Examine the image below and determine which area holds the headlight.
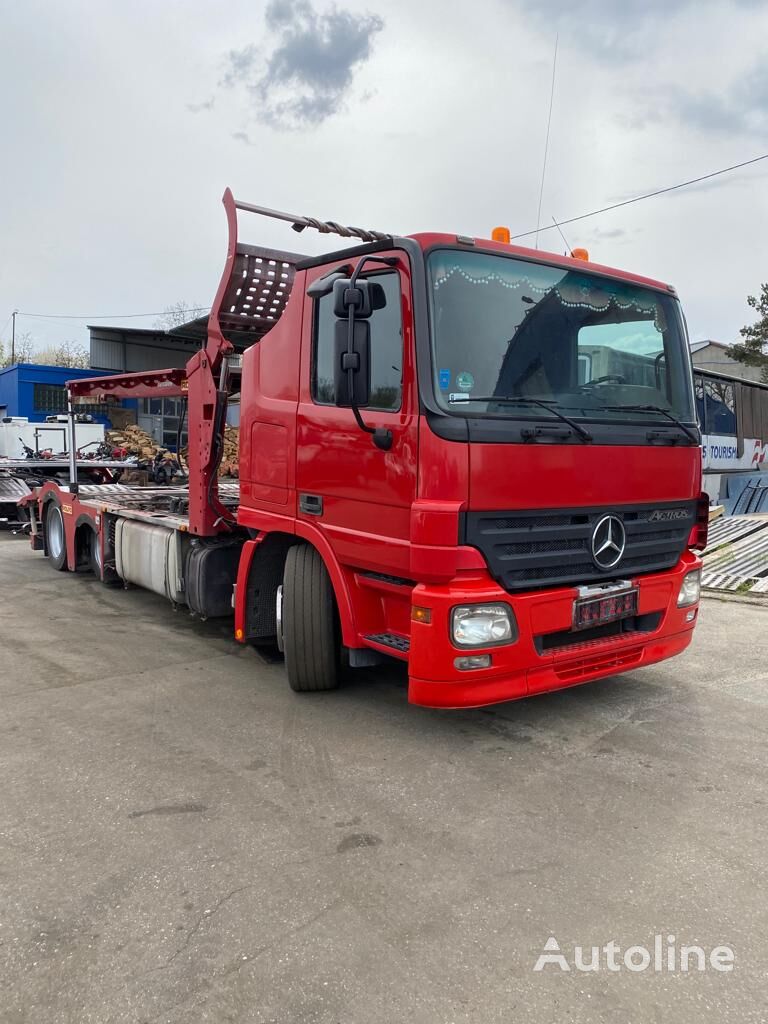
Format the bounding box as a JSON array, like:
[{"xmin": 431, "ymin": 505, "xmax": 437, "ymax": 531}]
[
  {"xmin": 677, "ymin": 569, "xmax": 701, "ymax": 607},
  {"xmin": 451, "ymin": 603, "xmax": 517, "ymax": 647}
]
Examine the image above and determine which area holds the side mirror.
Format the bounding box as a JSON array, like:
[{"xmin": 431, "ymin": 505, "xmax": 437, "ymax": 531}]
[
  {"xmin": 334, "ymin": 319, "xmax": 370, "ymax": 407},
  {"xmin": 333, "ymin": 277, "xmax": 373, "ymax": 319}
]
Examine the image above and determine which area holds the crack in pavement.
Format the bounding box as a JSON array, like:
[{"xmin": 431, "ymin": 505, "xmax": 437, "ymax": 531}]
[{"xmin": 150, "ymin": 884, "xmax": 253, "ymax": 973}]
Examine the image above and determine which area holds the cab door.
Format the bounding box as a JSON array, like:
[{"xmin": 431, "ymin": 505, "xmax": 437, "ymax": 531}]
[{"xmin": 295, "ymin": 253, "xmax": 418, "ymax": 578}]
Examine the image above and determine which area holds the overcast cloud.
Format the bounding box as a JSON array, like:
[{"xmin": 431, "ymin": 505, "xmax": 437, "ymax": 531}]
[
  {"xmin": 220, "ymin": 0, "xmax": 384, "ymax": 130},
  {"xmin": 1, "ymin": 0, "xmax": 767, "ymax": 356},
  {"xmin": 663, "ymin": 58, "xmax": 768, "ymax": 136}
]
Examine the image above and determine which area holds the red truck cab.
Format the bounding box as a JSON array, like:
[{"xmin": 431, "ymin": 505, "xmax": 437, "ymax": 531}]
[{"xmin": 233, "ymin": 215, "xmax": 705, "ymax": 707}]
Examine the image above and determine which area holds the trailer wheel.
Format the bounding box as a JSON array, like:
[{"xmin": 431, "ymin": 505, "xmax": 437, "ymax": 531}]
[
  {"xmin": 89, "ymin": 528, "xmax": 103, "ymax": 578},
  {"xmin": 44, "ymin": 504, "xmax": 68, "ymax": 571},
  {"xmin": 282, "ymin": 544, "xmax": 339, "ymax": 692}
]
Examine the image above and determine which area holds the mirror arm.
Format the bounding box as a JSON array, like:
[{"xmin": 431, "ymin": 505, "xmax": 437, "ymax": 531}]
[
  {"xmin": 345, "ymin": 307, "xmax": 392, "ymax": 448},
  {"xmin": 349, "ymin": 254, "xmax": 398, "ymax": 286},
  {"xmin": 343, "ymin": 255, "xmax": 398, "ymax": 451},
  {"xmin": 306, "ymin": 263, "xmax": 354, "ymax": 299}
]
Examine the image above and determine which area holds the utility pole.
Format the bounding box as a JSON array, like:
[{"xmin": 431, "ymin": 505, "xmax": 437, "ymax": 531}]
[{"xmin": 11, "ymin": 310, "xmax": 17, "ymax": 365}]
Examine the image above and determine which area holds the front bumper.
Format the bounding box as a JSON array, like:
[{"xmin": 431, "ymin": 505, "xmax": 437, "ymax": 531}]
[{"xmin": 407, "ymin": 550, "xmax": 701, "ymax": 708}]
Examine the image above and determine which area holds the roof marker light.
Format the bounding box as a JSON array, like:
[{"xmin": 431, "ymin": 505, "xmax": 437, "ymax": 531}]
[
  {"xmin": 570, "ymin": 247, "xmax": 590, "ymax": 261},
  {"xmin": 492, "ymin": 226, "xmax": 511, "ymax": 243}
]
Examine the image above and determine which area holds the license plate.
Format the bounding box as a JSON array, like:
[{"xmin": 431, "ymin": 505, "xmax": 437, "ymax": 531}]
[{"xmin": 573, "ymin": 588, "xmax": 638, "ymax": 630}]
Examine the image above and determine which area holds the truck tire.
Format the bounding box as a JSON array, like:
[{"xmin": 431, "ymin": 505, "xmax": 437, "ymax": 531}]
[
  {"xmin": 44, "ymin": 503, "xmax": 68, "ymax": 571},
  {"xmin": 89, "ymin": 528, "xmax": 103, "ymax": 579},
  {"xmin": 282, "ymin": 544, "xmax": 339, "ymax": 692}
]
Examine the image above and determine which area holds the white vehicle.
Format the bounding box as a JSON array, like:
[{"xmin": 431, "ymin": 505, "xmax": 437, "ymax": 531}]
[{"xmin": 694, "ymin": 368, "xmax": 768, "ymax": 510}]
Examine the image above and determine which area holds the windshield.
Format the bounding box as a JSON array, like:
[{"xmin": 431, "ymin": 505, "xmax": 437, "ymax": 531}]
[{"xmin": 427, "ymin": 250, "xmax": 696, "ymax": 425}]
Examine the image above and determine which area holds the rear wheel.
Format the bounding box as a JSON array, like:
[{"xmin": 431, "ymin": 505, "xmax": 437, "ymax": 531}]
[
  {"xmin": 89, "ymin": 528, "xmax": 102, "ymax": 578},
  {"xmin": 44, "ymin": 504, "xmax": 68, "ymax": 571},
  {"xmin": 282, "ymin": 544, "xmax": 340, "ymax": 692}
]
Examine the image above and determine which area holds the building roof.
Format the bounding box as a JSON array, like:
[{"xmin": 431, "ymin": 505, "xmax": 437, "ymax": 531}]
[
  {"xmin": 0, "ymin": 362, "xmax": 108, "ymax": 377},
  {"xmin": 689, "ymin": 339, "xmax": 731, "ymax": 353},
  {"xmin": 89, "ymin": 314, "xmax": 252, "ymax": 355}
]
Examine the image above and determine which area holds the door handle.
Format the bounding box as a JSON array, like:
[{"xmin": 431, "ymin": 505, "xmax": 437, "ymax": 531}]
[{"xmin": 299, "ymin": 493, "xmax": 324, "ymax": 516}]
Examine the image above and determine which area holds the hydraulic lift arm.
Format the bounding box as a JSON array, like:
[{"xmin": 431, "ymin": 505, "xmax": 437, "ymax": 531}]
[{"xmin": 65, "ymin": 189, "xmax": 386, "ymax": 536}]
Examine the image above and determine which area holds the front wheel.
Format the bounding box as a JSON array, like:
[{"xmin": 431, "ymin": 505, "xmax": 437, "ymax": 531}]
[
  {"xmin": 282, "ymin": 544, "xmax": 340, "ymax": 692},
  {"xmin": 44, "ymin": 504, "xmax": 68, "ymax": 571}
]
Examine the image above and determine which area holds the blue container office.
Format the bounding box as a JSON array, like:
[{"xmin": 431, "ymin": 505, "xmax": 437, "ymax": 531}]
[{"xmin": 0, "ymin": 364, "xmax": 133, "ymax": 424}]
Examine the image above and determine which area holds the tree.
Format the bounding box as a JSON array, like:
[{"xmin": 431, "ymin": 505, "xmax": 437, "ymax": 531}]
[
  {"xmin": 0, "ymin": 334, "xmax": 89, "ymax": 369},
  {"xmin": 153, "ymin": 301, "xmax": 206, "ymax": 331},
  {"xmin": 728, "ymin": 283, "xmax": 768, "ymax": 383},
  {"xmin": 35, "ymin": 340, "xmax": 90, "ymax": 368},
  {"xmin": 0, "ymin": 331, "xmax": 35, "ymax": 367}
]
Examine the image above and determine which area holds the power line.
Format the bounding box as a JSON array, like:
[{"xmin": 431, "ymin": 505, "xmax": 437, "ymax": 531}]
[
  {"xmin": 16, "ymin": 307, "xmax": 209, "ymax": 321},
  {"xmin": 512, "ymin": 152, "xmax": 768, "ymax": 241},
  {"xmin": 11, "ymin": 153, "xmax": 768, "ymax": 324},
  {"xmin": 534, "ymin": 33, "xmax": 559, "ymax": 250},
  {"xmin": 551, "ymin": 215, "xmax": 572, "ymax": 253}
]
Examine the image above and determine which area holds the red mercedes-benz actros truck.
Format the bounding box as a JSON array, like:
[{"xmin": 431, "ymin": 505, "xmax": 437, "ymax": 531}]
[{"xmin": 19, "ymin": 191, "xmax": 707, "ymax": 708}]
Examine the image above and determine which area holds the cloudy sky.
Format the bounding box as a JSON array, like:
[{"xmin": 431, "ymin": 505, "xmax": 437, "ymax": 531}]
[{"xmin": 1, "ymin": 0, "xmax": 767, "ymax": 356}]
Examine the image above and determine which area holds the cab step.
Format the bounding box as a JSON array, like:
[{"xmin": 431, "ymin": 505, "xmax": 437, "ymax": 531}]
[{"xmin": 364, "ymin": 632, "xmax": 411, "ymax": 656}]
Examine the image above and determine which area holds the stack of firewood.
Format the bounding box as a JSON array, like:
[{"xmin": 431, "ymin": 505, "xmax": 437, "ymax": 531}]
[
  {"xmin": 219, "ymin": 426, "xmax": 239, "ymax": 477},
  {"xmin": 106, "ymin": 425, "xmax": 170, "ymax": 461},
  {"xmin": 177, "ymin": 426, "xmax": 239, "ymax": 476}
]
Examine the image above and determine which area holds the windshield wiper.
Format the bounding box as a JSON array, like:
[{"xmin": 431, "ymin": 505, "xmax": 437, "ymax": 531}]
[
  {"xmin": 448, "ymin": 395, "xmax": 592, "ymax": 442},
  {"xmin": 603, "ymin": 404, "xmax": 699, "ymax": 444}
]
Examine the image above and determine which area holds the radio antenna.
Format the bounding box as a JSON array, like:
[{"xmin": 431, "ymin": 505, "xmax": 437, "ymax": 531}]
[
  {"xmin": 551, "ymin": 215, "xmax": 572, "ymax": 254},
  {"xmin": 534, "ymin": 33, "xmax": 559, "ymax": 249}
]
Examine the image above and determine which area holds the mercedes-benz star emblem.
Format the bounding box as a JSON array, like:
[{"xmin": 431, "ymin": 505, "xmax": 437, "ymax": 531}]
[{"xmin": 591, "ymin": 514, "xmax": 626, "ymax": 570}]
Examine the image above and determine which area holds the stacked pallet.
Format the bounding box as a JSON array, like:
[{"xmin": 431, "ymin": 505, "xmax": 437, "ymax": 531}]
[{"xmin": 106, "ymin": 425, "xmax": 169, "ymax": 461}]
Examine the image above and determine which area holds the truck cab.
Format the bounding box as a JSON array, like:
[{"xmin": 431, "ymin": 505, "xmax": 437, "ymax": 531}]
[{"xmin": 234, "ymin": 220, "xmax": 706, "ymax": 707}]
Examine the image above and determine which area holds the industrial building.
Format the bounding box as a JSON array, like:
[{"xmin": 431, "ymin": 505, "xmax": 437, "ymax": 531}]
[
  {"xmin": 88, "ymin": 316, "xmax": 240, "ymax": 445},
  {"xmin": 0, "ymin": 319, "xmax": 209, "ymax": 452},
  {"xmin": 690, "ymin": 339, "xmax": 765, "ymax": 383}
]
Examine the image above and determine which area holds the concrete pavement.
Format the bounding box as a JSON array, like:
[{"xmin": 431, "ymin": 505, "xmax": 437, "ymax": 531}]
[{"xmin": 1, "ymin": 534, "xmax": 766, "ymax": 1023}]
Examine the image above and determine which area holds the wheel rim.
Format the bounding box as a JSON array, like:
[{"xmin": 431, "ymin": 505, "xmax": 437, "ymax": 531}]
[
  {"xmin": 275, "ymin": 584, "xmax": 284, "ymax": 652},
  {"xmin": 47, "ymin": 507, "xmax": 64, "ymax": 560},
  {"xmin": 91, "ymin": 530, "xmax": 102, "ymax": 571}
]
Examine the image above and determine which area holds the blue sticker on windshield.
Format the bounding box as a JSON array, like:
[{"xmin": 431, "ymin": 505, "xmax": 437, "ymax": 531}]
[{"xmin": 439, "ymin": 368, "xmax": 451, "ymax": 390}]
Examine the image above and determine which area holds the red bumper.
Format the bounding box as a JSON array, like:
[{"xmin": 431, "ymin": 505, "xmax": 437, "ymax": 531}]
[{"xmin": 407, "ymin": 551, "xmax": 701, "ymax": 709}]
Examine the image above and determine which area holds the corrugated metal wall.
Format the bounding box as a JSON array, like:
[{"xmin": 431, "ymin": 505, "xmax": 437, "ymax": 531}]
[
  {"xmin": 89, "ymin": 328, "xmax": 199, "ymax": 373},
  {"xmin": 90, "ymin": 337, "xmax": 125, "ymax": 371}
]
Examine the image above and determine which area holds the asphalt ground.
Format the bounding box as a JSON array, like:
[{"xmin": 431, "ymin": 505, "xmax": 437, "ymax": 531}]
[{"xmin": 1, "ymin": 532, "xmax": 766, "ymax": 1023}]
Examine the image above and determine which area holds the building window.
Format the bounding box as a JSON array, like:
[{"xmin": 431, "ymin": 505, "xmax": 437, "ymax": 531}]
[
  {"xmin": 311, "ymin": 271, "xmax": 403, "ymax": 411},
  {"xmin": 704, "ymin": 379, "xmax": 736, "ymax": 435},
  {"xmin": 139, "ymin": 396, "xmax": 187, "ymax": 450},
  {"xmin": 32, "ymin": 382, "xmax": 111, "ymax": 418},
  {"xmin": 33, "ymin": 383, "xmax": 68, "ymax": 413}
]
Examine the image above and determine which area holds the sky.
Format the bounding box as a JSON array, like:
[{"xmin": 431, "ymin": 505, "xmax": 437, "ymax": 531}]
[{"xmin": 1, "ymin": 0, "xmax": 767, "ymax": 358}]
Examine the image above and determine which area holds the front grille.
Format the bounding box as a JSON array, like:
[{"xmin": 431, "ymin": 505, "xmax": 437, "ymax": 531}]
[
  {"xmin": 463, "ymin": 501, "xmax": 696, "ymax": 592},
  {"xmin": 553, "ymin": 645, "xmax": 644, "ymax": 683}
]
